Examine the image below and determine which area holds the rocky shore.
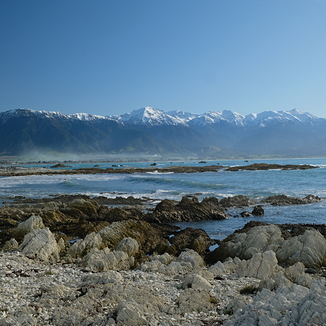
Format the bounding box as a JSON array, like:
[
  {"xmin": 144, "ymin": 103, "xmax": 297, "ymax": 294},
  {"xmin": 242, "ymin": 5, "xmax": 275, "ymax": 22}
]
[
  {"xmin": 0, "ymin": 162, "xmax": 318, "ymax": 177},
  {"xmin": 1, "ymin": 192, "xmax": 326, "ymax": 325}
]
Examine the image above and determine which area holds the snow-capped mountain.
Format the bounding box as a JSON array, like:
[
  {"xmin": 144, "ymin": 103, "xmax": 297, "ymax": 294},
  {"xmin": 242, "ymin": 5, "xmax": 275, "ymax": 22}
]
[
  {"xmin": 1, "ymin": 108, "xmax": 109, "ymax": 122},
  {"xmin": 1, "ymin": 107, "xmax": 326, "ymax": 158},
  {"xmin": 114, "ymin": 107, "xmax": 187, "ymax": 126},
  {"xmin": 110, "ymin": 107, "xmax": 321, "ymax": 128}
]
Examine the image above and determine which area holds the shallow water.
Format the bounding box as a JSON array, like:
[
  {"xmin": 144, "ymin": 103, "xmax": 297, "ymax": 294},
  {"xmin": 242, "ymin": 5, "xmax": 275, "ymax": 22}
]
[{"xmin": 1, "ymin": 158, "xmax": 326, "ymax": 240}]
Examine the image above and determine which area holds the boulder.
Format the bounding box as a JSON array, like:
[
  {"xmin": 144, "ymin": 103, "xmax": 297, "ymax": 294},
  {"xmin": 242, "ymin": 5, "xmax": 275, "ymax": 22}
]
[
  {"xmin": 169, "ymin": 227, "xmax": 214, "ymax": 256},
  {"xmin": 176, "ymin": 249, "xmax": 206, "ymax": 269},
  {"xmin": 284, "ymin": 262, "xmax": 306, "ymax": 282},
  {"xmin": 12, "ymin": 214, "xmax": 45, "ymax": 240},
  {"xmin": 235, "ymin": 250, "xmax": 278, "ymax": 279},
  {"xmin": 114, "ymin": 237, "xmax": 139, "ymax": 256},
  {"xmin": 252, "ymin": 205, "xmax": 264, "ymax": 216},
  {"xmin": 66, "ymin": 232, "xmax": 103, "ymax": 259},
  {"xmin": 207, "ymin": 223, "xmax": 326, "ymax": 270},
  {"xmin": 240, "ymin": 211, "xmax": 251, "ymax": 217},
  {"xmin": 148, "ymin": 196, "xmax": 227, "ymax": 223},
  {"xmin": 64, "ymin": 199, "xmax": 99, "ymax": 218},
  {"xmin": 2, "ymin": 238, "xmax": 19, "ymax": 251},
  {"xmin": 206, "ymin": 224, "xmax": 283, "ymax": 263},
  {"xmin": 98, "ymin": 219, "xmax": 164, "ymax": 255},
  {"xmin": 181, "ymin": 273, "xmax": 212, "ymax": 291},
  {"xmin": 19, "ymin": 228, "xmax": 60, "ymax": 262},
  {"xmin": 276, "ymin": 229, "xmax": 326, "ymax": 268},
  {"xmin": 79, "ymin": 247, "xmax": 134, "ymax": 272},
  {"xmin": 140, "ymin": 250, "xmax": 206, "ymax": 275}
]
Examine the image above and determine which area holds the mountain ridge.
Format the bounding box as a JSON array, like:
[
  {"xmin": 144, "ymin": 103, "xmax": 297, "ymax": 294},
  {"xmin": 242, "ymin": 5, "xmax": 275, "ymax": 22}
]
[{"xmin": 1, "ymin": 107, "xmax": 326, "ymax": 159}]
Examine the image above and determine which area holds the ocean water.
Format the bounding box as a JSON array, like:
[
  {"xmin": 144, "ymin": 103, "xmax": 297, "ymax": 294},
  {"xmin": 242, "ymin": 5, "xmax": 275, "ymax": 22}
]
[{"xmin": 1, "ymin": 158, "xmax": 326, "ymax": 240}]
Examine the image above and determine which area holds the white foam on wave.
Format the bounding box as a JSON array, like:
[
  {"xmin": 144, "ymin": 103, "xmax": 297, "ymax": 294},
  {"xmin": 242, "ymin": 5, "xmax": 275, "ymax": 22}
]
[
  {"xmin": 0, "ymin": 174, "xmax": 65, "ymax": 187},
  {"xmin": 0, "ymin": 173, "xmax": 126, "ymax": 187},
  {"xmin": 146, "ymin": 170, "xmax": 174, "ymax": 175}
]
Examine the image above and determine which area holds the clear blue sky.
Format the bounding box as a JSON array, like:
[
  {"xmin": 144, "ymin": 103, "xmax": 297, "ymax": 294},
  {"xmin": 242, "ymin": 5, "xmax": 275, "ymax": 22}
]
[{"xmin": 1, "ymin": 0, "xmax": 326, "ymax": 117}]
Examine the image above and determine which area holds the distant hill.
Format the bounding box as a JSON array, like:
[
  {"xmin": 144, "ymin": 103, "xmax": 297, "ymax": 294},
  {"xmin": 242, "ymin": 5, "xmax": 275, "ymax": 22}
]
[{"xmin": 1, "ymin": 107, "xmax": 326, "ymax": 159}]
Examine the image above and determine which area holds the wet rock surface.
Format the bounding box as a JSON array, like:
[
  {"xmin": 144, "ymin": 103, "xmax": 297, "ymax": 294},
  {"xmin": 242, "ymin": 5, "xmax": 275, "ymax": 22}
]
[
  {"xmin": 225, "ymin": 163, "xmax": 317, "ymax": 171},
  {"xmin": 0, "ymin": 162, "xmax": 317, "ymax": 177},
  {"xmin": 263, "ymin": 194, "xmax": 321, "ymax": 206},
  {"xmin": 148, "ymin": 196, "xmax": 228, "ymax": 223}
]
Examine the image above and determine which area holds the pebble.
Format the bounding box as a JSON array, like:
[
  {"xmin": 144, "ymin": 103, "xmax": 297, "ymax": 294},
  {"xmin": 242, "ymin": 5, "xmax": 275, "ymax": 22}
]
[{"xmin": 1, "ymin": 250, "xmax": 326, "ymax": 325}]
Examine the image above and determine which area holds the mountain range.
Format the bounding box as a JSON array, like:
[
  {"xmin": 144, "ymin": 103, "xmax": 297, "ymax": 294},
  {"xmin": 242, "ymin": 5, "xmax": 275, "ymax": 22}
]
[{"xmin": 1, "ymin": 107, "xmax": 326, "ymax": 159}]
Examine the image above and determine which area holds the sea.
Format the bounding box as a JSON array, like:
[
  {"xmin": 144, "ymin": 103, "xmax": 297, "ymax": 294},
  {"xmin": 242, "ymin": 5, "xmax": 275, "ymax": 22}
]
[{"xmin": 1, "ymin": 158, "xmax": 326, "ymax": 241}]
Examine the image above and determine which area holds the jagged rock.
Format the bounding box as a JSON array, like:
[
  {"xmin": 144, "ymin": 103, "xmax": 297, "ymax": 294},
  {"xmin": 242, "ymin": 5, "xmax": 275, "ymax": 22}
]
[
  {"xmin": 206, "ymin": 224, "xmax": 326, "ymax": 269},
  {"xmin": 169, "ymin": 227, "xmax": 214, "ymax": 256},
  {"xmin": 258, "ymin": 271, "xmax": 293, "ymax": 291},
  {"xmin": 140, "ymin": 250, "xmax": 206, "ymax": 276},
  {"xmin": 181, "ymin": 273, "xmax": 212, "ymax": 291},
  {"xmin": 208, "ymin": 261, "xmax": 226, "ymax": 276},
  {"xmin": 2, "ymin": 238, "xmax": 19, "ymax": 251},
  {"xmin": 219, "ymin": 195, "xmax": 256, "ymax": 208},
  {"xmin": 285, "ymin": 262, "xmax": 306, "ymax": 282},
  {"xmin": 66, "ymin": 198, "xmax": 99, "ymax": 216},
  {"xmin": 19, "ymin": 228, "xmax": 60, "ymax": 262},
  {"xmin": 175, "ymin": 288, "xmax": 216, "ymax": 314},
  {"xmin": 295, "ymin": 273, "xmax": 312, "ymax": 288},
  {"xmin": 235, "ymin": 250, "xmax": 278, "ymax": 279},
  {"xmin": 276, "ymin": 229, "xmax": 326, "ymax": 269},
  {"xmin": 206, "ymin": 224, "xmax": 283, "ymax": 263},
  {"xmin": 98, "ymin": 206, "xmax": 145, "ymax": 223},
  {"xmin": 13, "ymin": 214, "xmax": 45, "ymax": 240},
  {"xmin": 176, "ymin": 249, "xmax": 206, "ymax": 269},
  {"xmin": 66, "ymin": 232, "xmax": 103, "ymax": 259},
  {"xmin": 151, "ymin": 252, "xmax": 174, "ymax": 265},
  {"xmin": 98, "ymin": 219, "xmax": 163, "ymax": 254},
  {"xmin": 252, "ymin": 205, "xmax": 264, "ymax": 216},
  {"xmin": 224, "ymin": 281, "xmax": 326, "ymax": 326},
  {"xmin": 116, "ymin": 300, "xmax": 147, "ymax": 326},
  {"xmin": 148, "ymin": 196, "xmax": 227, "ymax": 223},
  {"xmin": 57, "ymin": 237, "xmax": 66, "ymax": 252},
  {"xmin": 79, "ymin": 247, "xmax": 134, "ymax": 272},
  {"xmin": 263, "ymin": 194, "xmax": 321, "ymax": 206},
  {"xmin": 114, "ymin": 237, "xmax": 139, "ymax": 256}
]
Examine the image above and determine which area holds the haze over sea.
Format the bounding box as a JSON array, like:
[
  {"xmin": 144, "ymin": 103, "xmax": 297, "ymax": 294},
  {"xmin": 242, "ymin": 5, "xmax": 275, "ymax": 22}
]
[{"xmin": 1, "ymin": 158, "xmax": 326, "ymax": 241}]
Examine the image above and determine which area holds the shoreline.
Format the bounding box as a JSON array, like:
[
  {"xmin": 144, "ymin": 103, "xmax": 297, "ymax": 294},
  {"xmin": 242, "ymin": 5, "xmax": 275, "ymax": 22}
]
[
  {"xmin": 1, "ymin": 164, "xmax": 326, "ymax": 324},
  {"xmin": 1, "ymin": 201, "xmax": 326, "ymax": 325},
  {"xmin": 0, "ymin": 162, "xmax": 318, "ymax": 177}
]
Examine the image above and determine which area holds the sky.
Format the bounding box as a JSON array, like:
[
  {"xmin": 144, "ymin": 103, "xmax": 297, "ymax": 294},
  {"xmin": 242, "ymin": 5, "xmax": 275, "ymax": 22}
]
[{"xmin": 1, "ymin": 0, "xmax": 326, "ymax": 118}]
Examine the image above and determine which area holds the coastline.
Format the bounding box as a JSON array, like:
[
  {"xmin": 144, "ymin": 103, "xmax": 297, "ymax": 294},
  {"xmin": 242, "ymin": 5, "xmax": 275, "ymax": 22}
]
[
  {"xmin": 0, "ymin": 162, "xmax": 317, "ymax": 177},
  {"xmin": 0, "ymin": 164, "xmax": 326, "ymax": 324},
  {"xmin": 1, "ymin": 197, "xmax": 326, "ymax": 325}
]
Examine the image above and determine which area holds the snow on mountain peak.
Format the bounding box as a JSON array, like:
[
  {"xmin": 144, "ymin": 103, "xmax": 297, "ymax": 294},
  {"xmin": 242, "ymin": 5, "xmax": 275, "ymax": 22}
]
[
  {"xmin": 117, "ymin": 107, "xmax": 187, "ymax": 126},
  {"xmin": 1, "ymin": 107, "xmax": 321, "ymax": 129},
  {"xmin": 188, "ymin": 110, "xmax": 245, "ymax": 126},
  {"xmin": 287, "ymin": 108, "xmax": 317, "ymax": 122},
  {"xmin": 221, "ymin": 110, "xmax": 245, "ymax": 124}
]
